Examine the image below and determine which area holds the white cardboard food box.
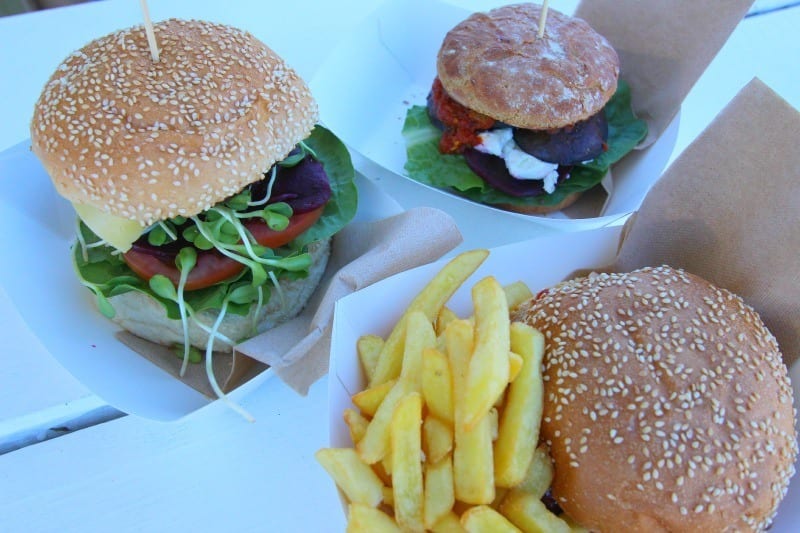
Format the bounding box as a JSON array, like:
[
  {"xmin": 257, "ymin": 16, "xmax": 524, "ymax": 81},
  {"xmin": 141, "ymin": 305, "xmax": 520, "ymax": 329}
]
[
  {"xmin": 328, "ymin": 227, "xmax": 800, "ymax": 529},
  {"xmin": 0, "ymin": 140, "xmax": 402, "ymax": 421}
]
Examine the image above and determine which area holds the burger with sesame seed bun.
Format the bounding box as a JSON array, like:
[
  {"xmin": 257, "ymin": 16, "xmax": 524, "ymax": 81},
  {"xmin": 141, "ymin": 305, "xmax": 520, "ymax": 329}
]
[
  {"xmin": 30, "ymin": 19, "xmax": 357, "ymax": 368},
  {"xmin": 511, "ymin": 265, "xmax": 797, "ymax": 531},
  {"xmin": 402, "ymin": 3, "xmax": 648, "ymax": 215}
]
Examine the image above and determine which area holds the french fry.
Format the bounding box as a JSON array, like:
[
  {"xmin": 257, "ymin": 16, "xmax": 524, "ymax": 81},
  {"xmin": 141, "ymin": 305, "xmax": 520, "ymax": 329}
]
[
  {"xmin": 423, "ymin": 414, "xmax": 454, "ymax": 464},
  {"xmin": 515, "ymin": 445, "xmax": 554, "ymax": 499},
  {"xmin": 401, "ymin": 311, "xmax": 436, "ymax": 392},
  {"xmin": 461, "ymin": 505, "xmax": 522, "ymax": 532},
  {"xmin": 499, "ymin": 490, "xmax": 571, "ymax": 533},
  {"xmin": 423, "ymin": 455, "xmax": 455, "ymax": 529},
  {"xmin": 357, "ymin": 334, "xmax": 384, "ymax": 382},
  {"xmin": 430, "ymin": 511, "xmax": 468, "ymax": 533},
  {"xmin": 357, "ymin": 379, "xmax": 412, "ymax": 464},
  {"xmin": 436, "ymin": 306, "xmax": 459, "ymax": 335},
  {"xmin": 315, "ymin": 448, "xmax": 384, "ymax": 507},
  {"xmin": 462, "ymin": 277, "xmax": 510, "ymax": 431},
  {"xmin": 508, "ymin": 351, "xmax": 524, "ymax": 383},
  {"xmin": 370, "ymin": 249, "xmax": 489, "ymax": 388},
  {"xmin": 488, "ymin": 407, "xmax": 499, "ymax": 441},
  {"xmin": 447, "ymin": 319, "xmax": 495, "ymax": 505},
  {"xmin": 503, "ymin": 281, "xmax": 534, "ymax": 311},
  {"xmin": 422, "ymin": 347, "xmax": 454, "ymax": 424},
  {"xmin": 391, "ymin": 392, "xmax": 424, "ymax": 532},
  {"xmin": 344, "ymin": 408, "xmax": 369, "ymax": 444},
  {"xmin": 494, "ymin": 323, "xmax": 545, "ymax": 487},
  {"xmin": 346, "ymin": 503, "xmax": 401, "ymax": 533},
  {"xmin": 352, "ymin": 378, "xmax": 396, "ymax": 418}
]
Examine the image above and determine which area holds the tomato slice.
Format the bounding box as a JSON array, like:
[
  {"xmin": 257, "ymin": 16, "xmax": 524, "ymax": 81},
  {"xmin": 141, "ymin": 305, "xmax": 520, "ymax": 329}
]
[{"xmin": 123, "ymin": 206, "xmax": 325, "ymax": 291}]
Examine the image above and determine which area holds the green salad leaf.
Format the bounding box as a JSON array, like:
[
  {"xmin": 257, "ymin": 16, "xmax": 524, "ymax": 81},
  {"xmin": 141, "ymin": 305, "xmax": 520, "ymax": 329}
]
[
  {"xmin": 402, "ymin": 80, "xmax": 648, "ymax": 209},
  {"xmin": 73, "ymin": 124, "xmax": 357, "ymax": 333}
]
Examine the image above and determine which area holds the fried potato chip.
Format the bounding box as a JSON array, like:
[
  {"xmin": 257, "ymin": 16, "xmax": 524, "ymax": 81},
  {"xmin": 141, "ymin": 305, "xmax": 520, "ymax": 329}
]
[
  {"xmin": 357, "ymin": 379, "xmax": 412, "ymax": 464},
  {"xmin": 352, "ymin": 378, "xmax": 396, "ymax": 418},
  {"xmin": 391, "ymin": 392, "xmax": 424, "ymax": 532},
  {"xmin": 422, "ymin": 347, "xmax": 454, "ymax": 424},
  {"xmin": 436, "ymin": 306, "xmax": 460, "ymax": 336},
  {"xmin": 499, "ymin": 490, "xmax": 571, "ymax": 533},
  {"xmin": 357, "ymin": 334, "xmax": 384, "ymax": 383},
  {"xmin": 423, "ymin": 414, "xmax": 454, "ymax": 464},
  {"xmin": 494, "ymin": 323, "xmax": 545, "ymax": 487},
  {"xmin": 424, "ymin": 455, "xmax": 455, "ymax": 529},
  {"xmin": 461, "ymin": 505, "xmax": 521, "ymax": 532},
  {"xmin": 344, "ymin": 408, "xmax": 369, "ymax": 444},
  {"xmin": 315, "ymin": 448, "xmax": 384, "ymax": 507},
  {"xmin": 447, "ymin": 319, "xmax": 495, "ymax": 505},
  {"xmin": 370, "ymin": 249, "xmax": 489, "ymax": 387},
  {"xmin": 346, "ymin": 503, "xmax": 400, "ymax": 533},
  {"xmin": 503, "ymin": 281, "xmax": 534, "ymax": 311},
  {"xmin": 462, "ymin": 277, "xmax": 510, "ymax": 431},
  {"xmin": 514, "ymin": 445, "xmax": 554, "ymax": 499},
  {"xmin": 430, "ymin": 511, "xmax": 467, "ymax": 533},
  {"xmin": 400, "ymin": 311, "xmax": 436, "ymax": 392}
]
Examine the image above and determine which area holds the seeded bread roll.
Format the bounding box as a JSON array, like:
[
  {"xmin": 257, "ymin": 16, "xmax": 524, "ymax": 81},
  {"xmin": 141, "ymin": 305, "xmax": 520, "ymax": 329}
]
[
  {"xmin": 511, "ymin": 266, "xmax": 797, "ymax": 532},
  {"xmin": 437, "ymin": 3, "xmax": 619, "ymax": 130},
  {"xmin": 30, "ymin": 18, "xmax": 318, "ymax": 227}
]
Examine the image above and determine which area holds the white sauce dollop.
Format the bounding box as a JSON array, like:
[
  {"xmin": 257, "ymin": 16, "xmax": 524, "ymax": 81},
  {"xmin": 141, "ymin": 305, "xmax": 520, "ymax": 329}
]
[{"xmin": 474, "ymin": 128, "xmax": 560, "ymax": 194}]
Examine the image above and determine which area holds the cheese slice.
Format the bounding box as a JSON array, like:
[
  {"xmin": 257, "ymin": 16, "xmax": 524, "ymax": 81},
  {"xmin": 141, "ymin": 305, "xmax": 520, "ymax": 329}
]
[{"xmin": 72, "ymin": 203, "xmax": 145, "ymax": 252}]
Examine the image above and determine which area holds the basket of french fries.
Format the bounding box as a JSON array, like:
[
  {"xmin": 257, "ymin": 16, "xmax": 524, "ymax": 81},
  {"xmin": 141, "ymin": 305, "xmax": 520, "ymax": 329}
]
[{"xmin": 318, "ymin": 247, "xmax": 589, "ymax": 532}]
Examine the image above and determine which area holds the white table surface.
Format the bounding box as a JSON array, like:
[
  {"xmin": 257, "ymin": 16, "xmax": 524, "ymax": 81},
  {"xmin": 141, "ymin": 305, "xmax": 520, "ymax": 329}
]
[{"xmin": 0, "ymin": 0, "xmax": 798, "ymax": 531}]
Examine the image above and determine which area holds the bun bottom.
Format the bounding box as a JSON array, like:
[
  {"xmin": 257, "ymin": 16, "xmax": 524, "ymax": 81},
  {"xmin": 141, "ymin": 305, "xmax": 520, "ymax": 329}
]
[
  {"xmin": 493, "ymin": 191, "xmax": 582, "ymax": 215},
  {"xmin": 109, "ymin": 239, "xmax": 331, "ymax": 353}
]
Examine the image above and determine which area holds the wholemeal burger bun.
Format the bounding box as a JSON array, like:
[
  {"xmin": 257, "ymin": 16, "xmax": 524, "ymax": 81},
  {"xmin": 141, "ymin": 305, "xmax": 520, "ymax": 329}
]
[
  {"xmin": 436, "ymin": 3, "xmax": 619, "ymax": 130},
  {"xmin": 511, "ymin": 266, "xmax": 797, "ymax": 531},
  {"xmin": 30, "ymin": 18, "xmax": 318, "ymax": 227}
]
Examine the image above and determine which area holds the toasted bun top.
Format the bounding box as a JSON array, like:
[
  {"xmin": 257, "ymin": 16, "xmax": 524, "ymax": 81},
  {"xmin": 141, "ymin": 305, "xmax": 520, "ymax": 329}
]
[
  {"xmin": 31, "ymin": 19, "xmax": 318, "ymax": 226},
  {"xmin": 437, "ymin": 3, "xmax": 619, "ymax": 129},
  {"xmin": 512, "ymin": 266, "xmax": 797, "ymax": 532}
]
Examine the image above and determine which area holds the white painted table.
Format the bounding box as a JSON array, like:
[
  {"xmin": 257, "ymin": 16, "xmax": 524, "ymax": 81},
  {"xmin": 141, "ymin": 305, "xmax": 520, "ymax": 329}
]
[{"xmin": 0, "ymin": 0, "xmax": 798, "ymax": 530}]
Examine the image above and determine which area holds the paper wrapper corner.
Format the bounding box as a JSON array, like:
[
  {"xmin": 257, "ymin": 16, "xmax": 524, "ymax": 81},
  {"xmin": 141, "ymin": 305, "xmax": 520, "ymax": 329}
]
[
  {"xmin": 607, "ymin": 78, "xmax": 800, "ymax": 367},
  {"xmin": 541, "ymin": 0, "xmax": 754, "ymax": 217}
]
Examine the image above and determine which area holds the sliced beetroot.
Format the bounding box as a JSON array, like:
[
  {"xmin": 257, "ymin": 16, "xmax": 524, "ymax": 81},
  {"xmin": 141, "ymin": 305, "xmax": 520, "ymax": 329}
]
[
  {"xmin": 513, "ymin": 110, "xmax": 608, "ymax": 165},
  {"xmin": 249, "ymin": 155, "xmax": 332, "ymax": 214},
  {"xmin": 463, "ymin": 149, "xmax": 572, "ymax": 197}
]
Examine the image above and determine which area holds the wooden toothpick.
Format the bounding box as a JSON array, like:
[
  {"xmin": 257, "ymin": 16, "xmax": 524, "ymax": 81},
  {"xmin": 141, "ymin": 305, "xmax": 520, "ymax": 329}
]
[
  {"xmin": 139, "ymin": 0, "xmax": 160, "ymax": 62},
  {"xmin": 537, "ymin": 0, "xmax": 550, "ymax": 39}
]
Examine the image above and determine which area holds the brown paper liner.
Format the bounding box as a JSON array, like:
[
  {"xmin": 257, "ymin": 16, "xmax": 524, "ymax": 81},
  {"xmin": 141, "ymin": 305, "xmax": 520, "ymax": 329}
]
[
  {"xmin": 576, "ymin": 0, "xmax": 754, "ymax": 140},
  {"xmin": 610, "ymin": 78, "xmax": 800, "ymax": 366}
]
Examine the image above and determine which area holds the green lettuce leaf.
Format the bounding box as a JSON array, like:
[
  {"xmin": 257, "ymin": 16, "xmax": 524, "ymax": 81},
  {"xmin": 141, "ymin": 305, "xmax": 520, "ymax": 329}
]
[
  {"xmin": 402, "ymin": 80, "xmax": 648, "ymax": 209},
  {"xmin": 74, "ymin": 124, "xmax": 357, "ymax": 324}
]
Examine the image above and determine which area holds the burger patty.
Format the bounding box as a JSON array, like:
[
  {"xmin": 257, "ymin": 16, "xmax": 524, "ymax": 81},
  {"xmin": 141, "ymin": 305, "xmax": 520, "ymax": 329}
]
[{"xmin": 426, "ymin": 77, "xmax": 609, "ymax": 196}]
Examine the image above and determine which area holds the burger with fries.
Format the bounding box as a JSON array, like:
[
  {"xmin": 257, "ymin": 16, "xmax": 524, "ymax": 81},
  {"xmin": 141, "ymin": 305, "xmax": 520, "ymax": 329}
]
[
  {"xmin": 402, "ymin": 2, "xmax": 648, "ymax": 214},
  {"xmin": 30, "ymin": 20, "xmax": 357, "ymax": 381},
  {"xmin": 318, "ymin": 250, "xmax": 796, "ymax": 532}
]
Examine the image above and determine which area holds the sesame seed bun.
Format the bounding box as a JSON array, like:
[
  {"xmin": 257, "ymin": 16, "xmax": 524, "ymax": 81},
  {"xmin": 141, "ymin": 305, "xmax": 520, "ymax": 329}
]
[
  {"xmin": 30, "ymin": 18, "xmax": 318, "ymax": 227},
  {"xmin": 511, "ymin": 266, "xmax": 797, "ymax": 531},
  {"xmin": 436, "ymin": 3, "xmax": 619, "ymax": 130},
  {"xmin": 109, "ymin": 239, "xmax": 330, "ymax": 352}
]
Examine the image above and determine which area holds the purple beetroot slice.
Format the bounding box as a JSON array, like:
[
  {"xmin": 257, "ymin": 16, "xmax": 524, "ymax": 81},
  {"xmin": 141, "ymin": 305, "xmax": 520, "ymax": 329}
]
[
  {"xmin": 513, "ymin": 110, "xmax": 608, "ymax": 165},
  {"xmin": 462, "ymin": 149, "xmax": 549, "ymax": 197}
]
